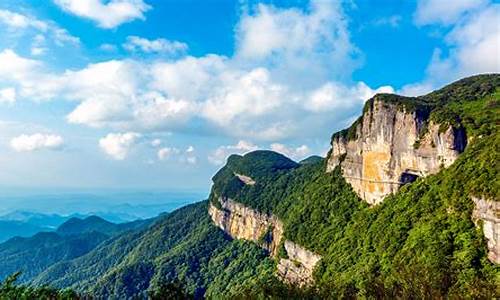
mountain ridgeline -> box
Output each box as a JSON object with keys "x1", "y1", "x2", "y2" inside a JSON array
[{"x1": 1, "y1": 74, "x2": 499, "y2": 299}]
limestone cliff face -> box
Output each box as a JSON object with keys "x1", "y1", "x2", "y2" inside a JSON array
[
  {"x1": 208, "y1": 197, "x2": 283, "y2": 256},
  {"x1": 326, "y1": 98, "x2": 466, "y2": 205},
  {"x1": 276, "y1": 240, "x2": 322, "y2": 286},
  {"x1": 209, "y1": 197, "x2": 321, "y2": 285},
  {"x1": 472, "y1": 197, "x2": 500, "y2": 264}
]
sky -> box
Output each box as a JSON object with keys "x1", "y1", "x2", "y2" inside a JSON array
[{"x1": 0, "y1": 0, "x2": 498, "y2": 192}]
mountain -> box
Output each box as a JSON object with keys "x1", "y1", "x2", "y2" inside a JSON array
[
  {"x1": 299, "y1": 155, "x2": 323, "y2": 165},
  {"x1": 56, "y1": 216, "x2": 151, "y2": 237},
  {"x1": 0, "y1": 211, "x2": 85, "y2": 242},
  {"x1": 0, "y1": 221, "x2": 48, "y2": 243},
  {"x1": 2, "y1": 74, "x2": 498, "y2": 298},
  {"x1": 33, "y1": 202, "x2": 275, "y2": 299},
  {"x1": 0, "y1": 211, "x2": 81, "y2": 228},
  {"x1": 207, "y1": 74, "x2": 500, "y2": 297},
  {"x1": 0, "y1": 231, "x2": 109, "y2": 283},
  {"x1": 0, "y1": 215, "x2": 154, "y2": 284}
]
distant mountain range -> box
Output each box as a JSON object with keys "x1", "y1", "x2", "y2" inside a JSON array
[
  {"x1": 0, "y1": 215, "x2": 154, "y2": 283},
  {"x1": 0, "y1": 192, "x2": 199, "y2": 242},
  {"x1": 0, "y1": 211, "x2": 84, "y2": 242}
]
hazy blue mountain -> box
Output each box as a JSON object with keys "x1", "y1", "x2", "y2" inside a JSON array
[
  {"x1": 56, "y1": 216, "x2": 153, "y2": 237},
  {"x1": 0, "y1": 221, "x2": 48, "y2": 243},
  {"x1": 0, "y1": 211, "x2": 88, "y2": 242},
  {"x1": 0, "y1": 214, "x2": 156, "y2": 283},
  {"x1": 0, "y1": 190, "x2": 205, "y2": 222}
]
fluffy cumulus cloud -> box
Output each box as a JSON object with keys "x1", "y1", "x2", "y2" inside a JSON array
[
  {"x1": 123, "y1": 36, "x2": 188, "y2": 55},
  {"x1": 208, "y1": 140, "x2": 314, "y2": 165},
  {"x1": 414, "y1": 0, "x2": 488, "y2": 25},
  {"x1": 151, "y1": 139, "x2": 162, "y2": 147},
  {"x1": 53, "y1": 0, "x2": 151, "y2": 29},
  {"x1": 403, "y1": 0, "x2": 499, "y2": 95},
  {"x1": 99, "y1": 132, "x2": 141, "y2": 160},
  {"x1": 10, "y1": 133, "x2": 64, "y2": 152},
  {"x1": 0, "y1": 8, "x2": 79, "y2": 53},
  {"x1": 236, "y1": 0, "x2": 359, "y2": 87},
  {"x1": 157, "y1": 145, "x2": 196, "y2": 164},
  {"x1": 270, "y1": 143, "x2": 310, "y2": 161},
  {"x1": 208, "y1": 140, "x2": 258, "y2": 165},
  {"x1": 306, "y1": 81, "x2": 394, "y2": 112},
  {"x1": 157, "y1": 147, "x2": 180, "y2": 160},
  {"x1": 0, "y1": 1, "x2": 395, "y2": 145},
  {"x1": 0, "y1": 88, "x2": 16, "y2": 104},
  {"x1": 373, "y1": 15, "x2": 402, "y2": 27}
]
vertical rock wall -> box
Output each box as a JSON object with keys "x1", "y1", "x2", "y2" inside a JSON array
[
  {"x1": 327, "y1": 99, "x2": 466, "y2": 205},
  {"x1": 209, "y1": 197, "x2": 322, "y2": 285},
  {"x1": 208, "y1": 197, "x2": 283, "y2": 256},
  {"x1": 276, "y1": 240, "x2": 322, "y2": 286},
  {"x1": 472, "y1": 197, "x2": 500, "y2": 264}
]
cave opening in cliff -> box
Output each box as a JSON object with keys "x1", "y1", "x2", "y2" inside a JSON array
[{"x1": 400, "y1": 172, "x2": 419, "y2": 185}]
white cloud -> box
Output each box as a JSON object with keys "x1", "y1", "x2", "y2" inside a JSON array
[
  {"x1": 10, "y1": 133, "x2": 64, "y2": 152},
  {"x1": 99, "y1": 132, "x2": 141, "y2": 160},
  {"x1": 151, "y1": 139, "x2": 161, "y2": 147},
  {"x1": 403, "y1": 1, "x2": 499, "y2": 95},
  {"x1": 157, "y1": 147, "x2": 180, "y2": 161},
  {"x1": 306, "y1": 81, "x2": 394, "y2": 112},
  {"x1": 414, "y1": 0, "x2": 488, "y2": 25},
  {"x1": 373, "y1": 15, "x2": 402, "y2": 27},
  {"x1": 0, "y1": 49, "x2": 41, "y2": 81},
  {"x1": 0, "y1": 88, "x2": 16, "y2": 104},
  {"x1": 157, "y1": 145, "x2": 197, "y2": 164},
  {"x1": 0, "y1": 1, "x2": 394, "y2": 142},
  {"x1": 183, "y1": 146, "x2": 197, "y2": 164},
  {"x1": 0, "y1": 9, "x2": 47, "y2": 31},
  {"x1": 123, "y1": 36, "x2": 188, "y2": 55},
  {"x1": 236, "y1": 0, "x2": 360, "y2": 87},
  {"x1": 270, "y1": 143, "x2": 310, "y2": 161},
  {"x1": 99, "y1": 43, "x2": 117, "y2": 52},
  {"x1": 202, "y1": 68, "x2": 286, "y2": 127},
  {"x1": 0, "y1": 9, "x2": 79, "y2": 46},
  {"x1": 53, "y1": 0, "x2": 151, "y2": 29},
  {"x1": 208, "y1": 140, "x2": 259, "y2": 165}
]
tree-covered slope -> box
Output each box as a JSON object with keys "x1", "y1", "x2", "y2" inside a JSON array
[
  {"x1": 0, "y1": 215, "x2": 153, "y2": 284},
  {"x1": 0, "y1": 231, "x2": 109, "y2": 283},
  {"x1": 0, "y1": 220, "x2": 48, "y2": 243},
  {"x1": 56, "y1": 215, "x2": 151, "y2": 237},
  {"x1": 34, "y1": 201, "x2": 276, "y2": 299}
]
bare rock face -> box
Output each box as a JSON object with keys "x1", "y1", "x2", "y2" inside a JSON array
[
  {"x1": 472, "y1": 197, "x2": 500, "y2": 264},
  {"x1": 209, "y1": 197, "x2": 322, "y2": 284},
  {"x1": 208, "y1": 197, "x2": 283, "y2": 256},
  {"x1": 234, "y1": 173, "x2": 256, "y2": 185},
  {"x1": 326, "y1": 98, "x2": 466, "y2": 205},
  {"x1": 277, "y1": 240, "x2": 322, "y2": 286}
]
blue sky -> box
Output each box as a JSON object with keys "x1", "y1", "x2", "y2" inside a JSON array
[{"x1": 0, "y1": 0, "x2": 498, "y2": 191}]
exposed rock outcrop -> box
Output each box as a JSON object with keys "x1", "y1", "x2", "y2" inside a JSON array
[
  {"x1": 209, "y1": 197, "x2": 321, "y2": 285},
  {"x1": 209, "y1": 197, "x2": 283, "y2": 256},
  {"x1": 277, "y1": 240, "x2": 322, "y2": 286},
  {"x1": 327, "y1": 98, "x2": 466, "y2": 204},
  {"x1": 472, "y1": 197, "x2": 500, "y2": 264},
  {"x1": 234, "y1": 173, "x2": 256, "y2": 185}
]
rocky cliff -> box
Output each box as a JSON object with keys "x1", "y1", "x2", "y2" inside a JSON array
[
  {"x1": 472, "y1": 197, "x2": 500, "y2": 264},
  {"x1": 208, "y1": 197, "x2": 283, "y2": 256},
  {"x1": 276, "y1": 240, "x2": 322, "y2": 286},
  {"x1": 209, "y1": 197, "x2": 321, "y2": 285},
  {"x1": 326, "y1": 96, "x2": 467, "y2": 205}
]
